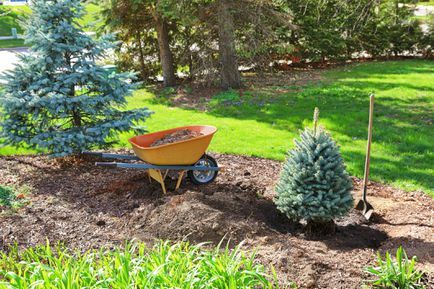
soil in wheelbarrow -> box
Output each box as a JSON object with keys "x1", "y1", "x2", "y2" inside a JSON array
[
  {"x1": 0, "y1": 152, "x2": 433, "y2": 289},
  {"x1": 150, "y1": 129, "x2": 203, "y2": 147}
]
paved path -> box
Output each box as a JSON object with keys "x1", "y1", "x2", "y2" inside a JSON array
[
  {"x1": 0, "y1": 47, "x2": 28, "y2": 81},
  {"x1": 415, "y1": 5, "x2": 434, "y2": 17}
]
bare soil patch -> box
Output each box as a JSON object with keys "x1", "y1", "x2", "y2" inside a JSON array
[{"x1": 0, "y1": 152, "x2": 432, "y2": 288}]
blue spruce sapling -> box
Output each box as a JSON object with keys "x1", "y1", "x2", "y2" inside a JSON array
[
  {"x1": 0, "y1": 0, "x2": 152, "y2": 156},
  {"x1": 274, "y1": 108, "x2": 353, "y2": 232}
]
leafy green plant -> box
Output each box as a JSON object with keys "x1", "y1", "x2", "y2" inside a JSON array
[
  {"x1": 0, "y1": 240, "x2": 282, "y2": 289},
  {"x1": 0, "y1": 185, "x2": 29, "y2": 213},
  {"x1": 365, "y1": 246, "x2": 426, "y2": 289}
]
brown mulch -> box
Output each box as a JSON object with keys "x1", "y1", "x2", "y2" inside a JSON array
[
  {"x1": 150, "y1": 129, "x2": 203, "y2": 147},
  {"x1": 159, "y1": 69, "x2": 326, "y2": 111},
  {"x1": 0, "y1": 152, "x2": 433, "y2": 288}
]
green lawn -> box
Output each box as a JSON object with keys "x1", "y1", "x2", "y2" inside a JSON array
[
  {"x1": 0, "y1": 184, "x2": 28, "y2": 212},
  {"x1": 121, "y1": 60, "x2": 432, "y2": 195},
  {"x1": 0, "y1": 4, "x2": 101, "y2": 37},
  {"x1": 0, "y1": 39, "x2": 28, "y2": 49},
  {"x1": 1, "y1": 60, "x2": 433, "y2": 195},
  {"x1": 418, "y1": 0, "x2": 434, "y2": 6},
  {"x1": 0, "y1": 5, "x2": 30, "y2": 36}
]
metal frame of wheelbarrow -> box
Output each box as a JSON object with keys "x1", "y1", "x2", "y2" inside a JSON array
[{"x1": 83, "y1": 152, "x2": 220, "y2": 194}]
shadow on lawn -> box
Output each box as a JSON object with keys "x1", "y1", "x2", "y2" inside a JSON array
[
  {"x1": 198, "y1": 65, "x2": 433, "y2": 193},
  {"x1": 144, "y1": 63, "x2": 433, "y2": 194},
  {"x1": 345, "y1": 151, "x2": 433, "y2": 195}
]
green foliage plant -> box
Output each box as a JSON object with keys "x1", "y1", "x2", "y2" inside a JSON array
[
  {"x1": 0, "y1": 0, "x2": 152, "y2": 156},
  {"x1": 0, "y1": 240, "x2": 281, "y2": 289},
  {"x1": 274, "y1": 107, "x2": 353, "y2": 227},
  {"x1": 0, "y1": 185, "x2": 29, "y2": 213},
  {"x1": 365, "y1": 246, "x2": 426, "y2": 289}
]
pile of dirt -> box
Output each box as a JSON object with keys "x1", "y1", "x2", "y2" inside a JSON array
[
  {"x1": 0, "y1": 152, "x2": 432, "y2": 288},
  {"x1": 150, "y1": 129, "x2": 203, "y2": 147}
]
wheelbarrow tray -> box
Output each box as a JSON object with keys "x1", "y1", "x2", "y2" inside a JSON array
[{"x1": 128, "y1": 125, "x2": 217, "y2": 165}]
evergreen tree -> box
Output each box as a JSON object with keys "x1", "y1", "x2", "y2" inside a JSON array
[
  {"x1": 274, "y1": 108, "x2": 353, "y2": 226},
  {"x1": 0, "y1": 0, "x2": 152, "y2": 156}
]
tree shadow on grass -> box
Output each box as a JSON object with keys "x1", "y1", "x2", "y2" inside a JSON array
[
  {"x1": 196, "y1": 71, "x2": 433, "y2": 192},
  {"x1": 343, "y1": 151, "x2": 434, "y2": 195}
]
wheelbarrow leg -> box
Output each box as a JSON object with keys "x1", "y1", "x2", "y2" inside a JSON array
[
  {"x1": 163, "y1": 170, "x2": 169, "y2": 180},
  {"x1": 148, "y1": 169, "x2": 167, "y2": 194},
  {"x1": 175, "y1": 170, "x2": 186, "y2": 190},
  {"x1": 147, "y1": 171, "x2": 151, "y2": 183}
]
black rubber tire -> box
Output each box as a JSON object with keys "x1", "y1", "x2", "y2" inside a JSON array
[{"x1": 188, "y1": 154, "x2": 218, "y2": 185}]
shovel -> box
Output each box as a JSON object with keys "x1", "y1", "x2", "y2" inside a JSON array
[{"x1": 356, "y1": 94, "x2": 375, "y2": 220}]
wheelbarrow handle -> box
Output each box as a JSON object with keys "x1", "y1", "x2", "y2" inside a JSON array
[
  {"x1": 95, "y1": 162, "x2": 118, "y2": 167},
  {"x1": 82, "y1": 151, "x2": 103, "y2": 157},
  {"x1": 82, "y1": 151, "x2": 140, "y2": 161}
]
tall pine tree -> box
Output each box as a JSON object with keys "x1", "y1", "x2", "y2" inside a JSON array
[
  {"x1": 274, "y1": 108, "x2": 353, "y2": 229},
  {"x1": 0, "y1": 0, "x2": 152, "y2": 156}
]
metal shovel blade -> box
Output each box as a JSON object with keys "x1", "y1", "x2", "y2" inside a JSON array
[{"x1": 356, "y1": 199, "x2": 374, "y2": 220}]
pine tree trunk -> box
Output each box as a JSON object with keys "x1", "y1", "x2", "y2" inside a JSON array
[
  {"x1": 217, "y1": 0, "x2": 241, "y2": 90},
  {"x1": 67, "y1": 56, "x2": 81, "y2": 128},
  {"x1": 136, "y1": 30, "x2": 147, "y2": 80},
  {"x1": 306, "y1": 220, "x2": 336, "y2": 236},
  {"x1": 72, "y1": 110, "x2": 82, "y2": 127},
  {"x1": 154, "y1": 14, "x2": 176, "y2": 87},
  {"x1": 185, "y1": 28, "x2": 193, "y2": 80}
]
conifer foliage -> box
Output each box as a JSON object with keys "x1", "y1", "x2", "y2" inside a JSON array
[
  {"x1": 275, "y1": 108, "x2": 353, "y2": 224},
  {"x1": 0, "y1": 0, "x2": 152, "y2": 156}
]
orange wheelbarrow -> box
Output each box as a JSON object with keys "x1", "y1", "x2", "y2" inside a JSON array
[{"x1": 84, "y1": 125, "x2": 220, "y2": 194}]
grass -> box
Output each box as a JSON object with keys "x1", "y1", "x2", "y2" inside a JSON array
[
  {"x1": 0, "y1": 185, "x2": 28, "y2": 212},
  {"x1": 120, "y1": 60, "x2": 433, "y2": 195},
  {"x1": 0, "y1": 39, "x2": 27, "y2": 49},
  {"x1": 0, "y1": 241, "x2": 282, "y2": 289},
  {"x1": 0, "y1": 5, "x2": 30, "y2": 36},
  {"x1": 365, "y1": 247, "x2": 426, "y2": 288},
  {"x1": 0, "y1": 4, "x2": 101, "y2": 37},
  {"x1": 1, "y1": 60, "x2": 433, "y2": 196},
  {"x1": 417, "y1": 0, "x2": 434, "y2": 6},
  {"x1": 76, "y1": 3, "x2": 104, "y2": 31}
]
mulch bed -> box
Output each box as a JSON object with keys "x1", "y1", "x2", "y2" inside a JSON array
[{"x1": 0, "y1": 152, "x2": 433, "y2": 288}]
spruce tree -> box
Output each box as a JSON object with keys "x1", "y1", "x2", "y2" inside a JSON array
[
  {"x1": 0, "y1": 0, "x2": 152, "y2": 156},
  {"x1": 274, "y1": 108, "x2": 353, "y2": 227}
]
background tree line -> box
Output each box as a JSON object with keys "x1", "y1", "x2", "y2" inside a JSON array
[{"x1": 98, "y1": 0, "x2": 433, "y2": 89}]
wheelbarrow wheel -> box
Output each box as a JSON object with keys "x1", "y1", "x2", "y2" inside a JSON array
[{"x1": 188, "y1": 154, "x2": 218, "y2": 185}]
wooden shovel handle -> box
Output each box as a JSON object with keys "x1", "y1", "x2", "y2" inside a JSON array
[{"x1": 363, "y1": 94, "x2": 374, "y2": 198}]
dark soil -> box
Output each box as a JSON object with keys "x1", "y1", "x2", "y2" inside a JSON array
[
  {"x1": 0, "y1": 152, "x2": 433, "y2": 288},
  {"x1": 150, "y1": 129, "x2": 203, "y2": 147}
]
